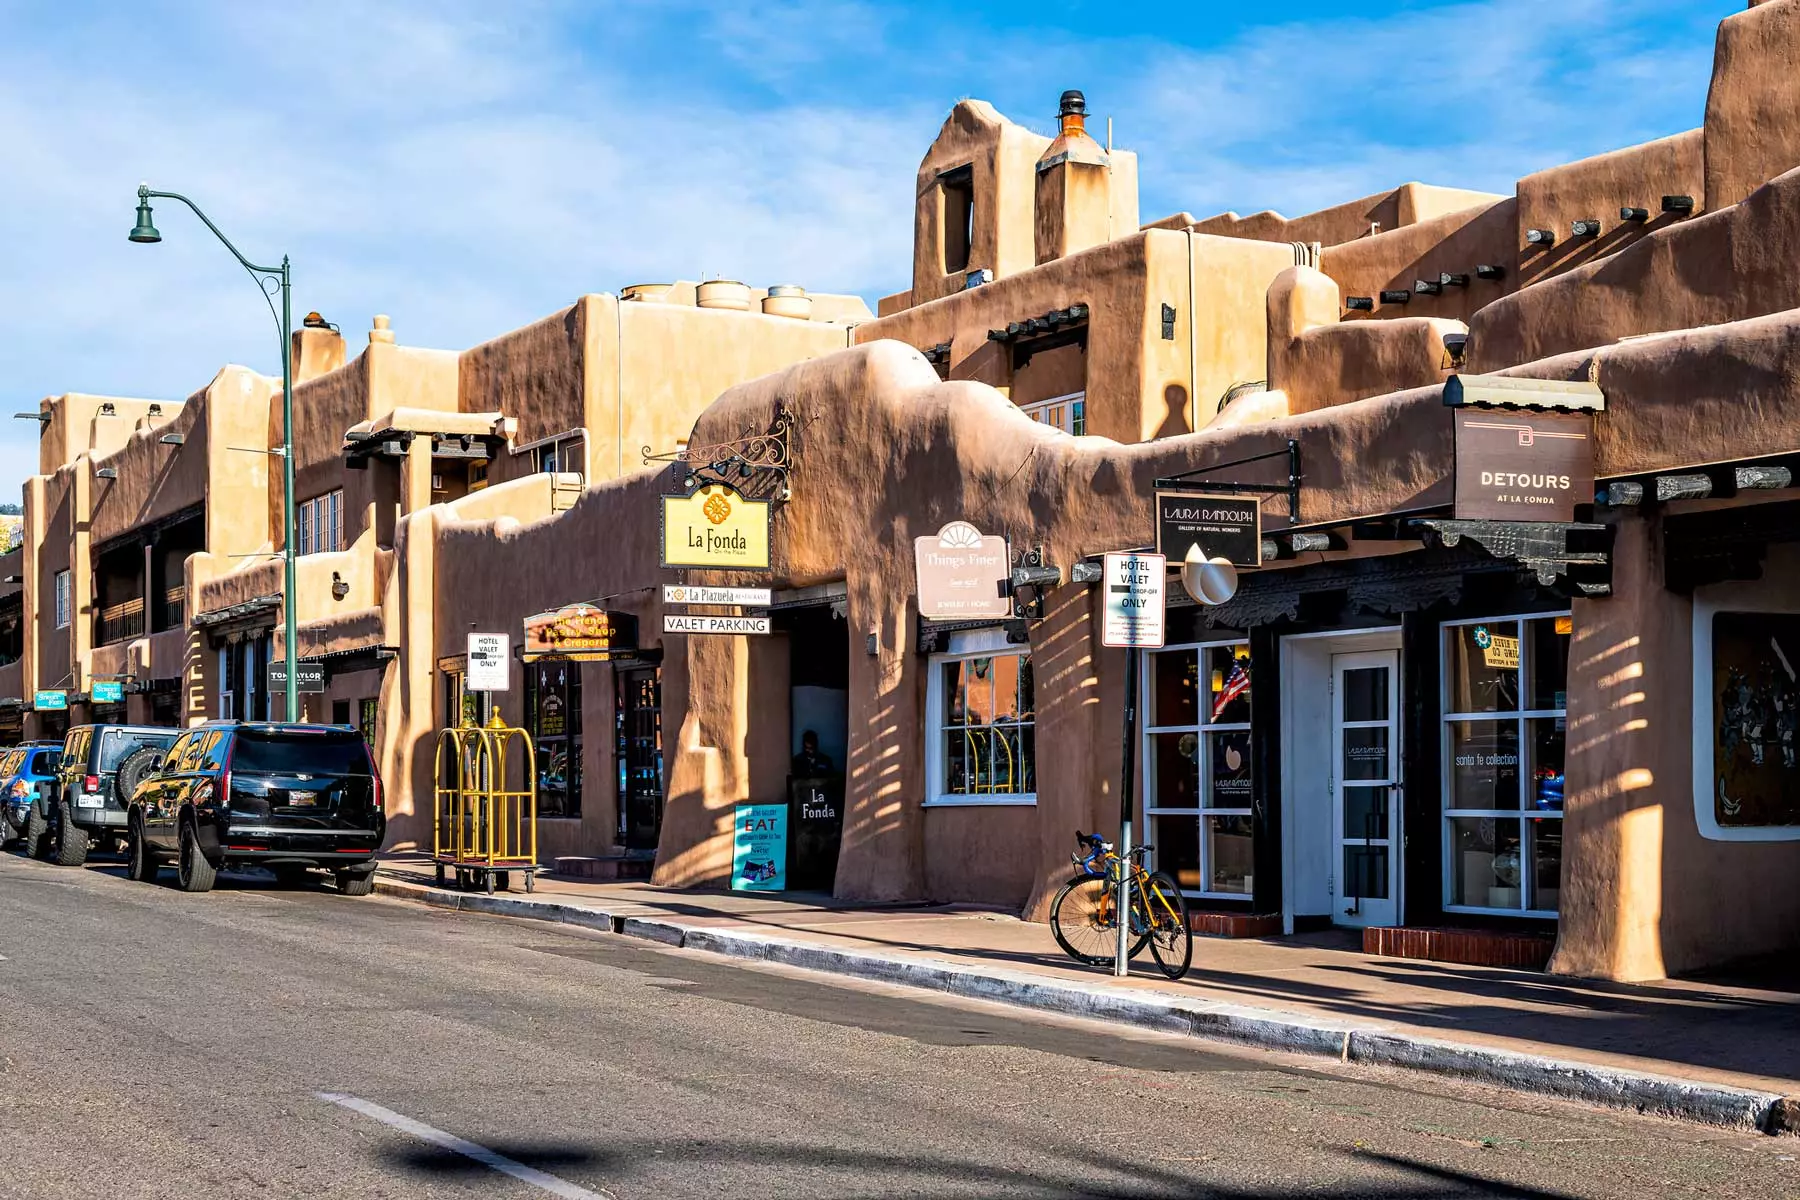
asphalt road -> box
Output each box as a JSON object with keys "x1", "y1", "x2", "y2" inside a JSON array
[{"x1": 0, "y1": 852, "x2": 1794, "y2": 1200}]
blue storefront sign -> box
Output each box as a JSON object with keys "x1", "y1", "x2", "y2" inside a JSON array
[
  {"x1": 33, "y1": 690, "x2": 67, "y2": 711},
  {"x1": 91, "y1": 681, "x2": 123, "y2": 704},
  {"x1": 731, "y1": 803, "x2": 787, "y2": 891}
]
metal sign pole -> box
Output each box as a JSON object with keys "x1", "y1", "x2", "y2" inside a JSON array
[{"x1": 1115, "y1": 643, "x2": 1139, "y2": 978}]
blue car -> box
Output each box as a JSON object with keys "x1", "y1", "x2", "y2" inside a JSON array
[{"x1": 1, "y1": 741, "x2": 63, "y2": 849}]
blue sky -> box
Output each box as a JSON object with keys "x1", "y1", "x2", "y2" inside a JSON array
[{"x1": 0, "y1": 0, "x2": 1729, "y2": 494}]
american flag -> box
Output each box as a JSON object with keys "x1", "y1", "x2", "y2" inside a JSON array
[{"x1": 1212, "y1": 659, "x2": 1250, "y2": 720}]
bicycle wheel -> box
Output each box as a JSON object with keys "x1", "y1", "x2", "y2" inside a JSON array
[
  {"x1": 1051, "y1": 874, "x2": 1150, "y2": 967},
  {"x1": 1141, "y1": 871, "x2": 1193, "y2": 980}
]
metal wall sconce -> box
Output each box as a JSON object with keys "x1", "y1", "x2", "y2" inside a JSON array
[
  {"x1": 1379, "y1": 290, "x2": 1411, "y2": 305},
  {"x1": 1344, "y1": 296, "x2": 1375, "y2": 311},
  {"x1": 1620, "y1": 206, "x2": 1650, "y2": 223},
  {"x1": 1662, "y1": 195, "x2": 1695, "y2": 214},
  {"x1": 331, "y1": 572, "x2": 350, "y2": 600},
  {"x1": 13, "y1": 412, "x2": 49, "y2": 424},
  {"x1": 1475, "y1": 264, "x2": 1507, "y2": 280},
  {"x1": 95, "y1": 467, "x2": 118, "y2": 479},
  {"x1": 1571, "y1": 219, "x2": 1602, "y2": 237},
  {"x1": 1526, "y1": 228, "x2": 1556, "y2": 247},
  {"x1": 158, "y1": 433, "x2": 184, "y2": 446},
  {"x1": 1414, "y1": 279, "x2": 1443, "y2": 296},
  {"x1": 98, "y1": 403, "x2": 117, "y2": 416},
  {"x1": 1439, "y1": 272, "x2": 1470, "y2": 288},
  {"x1": 148, "y1": 404, "x2": 163, "y2": 416}
]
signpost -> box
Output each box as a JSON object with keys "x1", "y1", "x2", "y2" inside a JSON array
[
  {"x1": 467, "y1": 633, "x2": 510, "y2": 692},
  {"x1": 663, "y1": 614, "x2": 771, "y2": 636},
  {"x1": 662, "y1": 584, "x2": 773, "y2": 607},
  {"x1": 267, "y1": 662, "x2": 325, "y2": 694},
  {"x1": 1100, "y1": 551, "x2": 1166, "y2": 977},
  {"x1": 90, "y1": 680, "x2": 124, "y2": 705}
]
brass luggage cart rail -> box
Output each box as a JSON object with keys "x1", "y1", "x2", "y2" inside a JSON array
[{"x1": 432, "y1": 716, "x2": 542, "y2": 894}]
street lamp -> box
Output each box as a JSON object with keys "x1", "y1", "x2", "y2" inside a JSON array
[{"x1": 129, "y1": 183, "x2": 300, "y2": 722}]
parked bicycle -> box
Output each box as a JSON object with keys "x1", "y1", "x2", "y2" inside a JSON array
[{"x1": 1049, "y1": 831, "x2": 1192, "y2": 979}]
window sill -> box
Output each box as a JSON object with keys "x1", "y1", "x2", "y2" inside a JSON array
[
  {"x1": 923, "y1": 795, "x2": 1037, "y2": 808},
  {"x1": 1442, "y1": 903, "x2": 1559, "y2": 920}
]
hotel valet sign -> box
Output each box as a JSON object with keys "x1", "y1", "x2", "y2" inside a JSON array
[
  {"x1": 661, "y1": 482, "x2": 771, "y2": 570},
  {"x1": 1155, "y1": 493, "x2": 1262, "y2": 567},
  {"x1": 913, "y1": 521, "x2": 1012, "y2": 619},
  {"x1": 522, "y1": 603, "x2": 638, "y2": 662},
  {"x1": 1453, "y1": 410, "x2": 1594, "y2": 523}
]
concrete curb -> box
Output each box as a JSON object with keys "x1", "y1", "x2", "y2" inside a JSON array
[{"x1": 372, "y1": 876, "x2": 1788, "y2": 1133}]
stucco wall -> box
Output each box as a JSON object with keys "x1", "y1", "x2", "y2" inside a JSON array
[
  {"x1": 1703, "y1": 0, "x2": 1800, "y2": 211},
  {"x1": 1320, "y1": 199, "x2": 1517, "y2": 326},
  {"x1": 1190, "y1": 183, "x2": 1506, "y2": 248}
]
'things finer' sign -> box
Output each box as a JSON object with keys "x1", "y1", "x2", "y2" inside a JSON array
[{"x1": 1454, "y1": 410, "x2": 1594, "y2": 522}]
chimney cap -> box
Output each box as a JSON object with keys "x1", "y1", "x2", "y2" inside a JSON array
[
  {"x1": 1058, "y1": 90, "x2": 1087, "y2": 117},
  {"x1": 302, "y1": 311, "x2": 338, "y2": 331}
]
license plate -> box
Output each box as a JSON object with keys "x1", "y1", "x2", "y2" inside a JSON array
[
  {"x1": 75, "y1": 796, "x2": 103, "y2": 809},
  {"x1": 287, "y1": 791, "x2": 319, "y2": 807}
]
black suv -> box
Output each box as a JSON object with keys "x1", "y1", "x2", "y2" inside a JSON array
[
  {"x1": 124, "y1": 722, "x2": 386, "y2": 895},
  {"x1": 44, "y1": 725, "x2": 181, "y2": 866}
]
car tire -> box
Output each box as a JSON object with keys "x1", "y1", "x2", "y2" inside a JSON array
[
  {"x1": 335, "y1": 868, "x2": 375, "y2": 897},
  {"x1": 126, "y1": 811, "x2": 158, "y2": 883},
  {"x1": 54, "y1": 801, "x2": 90, "y2": 867},
  {"x1": 25, "y1": 804, "x2": 50, "y2": 860},
  {"x1": 177, "y1": 819, "x2": 216, "y2": 894}
]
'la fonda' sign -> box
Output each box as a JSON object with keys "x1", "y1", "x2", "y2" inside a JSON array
[
  {"x1": 661, "y1": 483, "x2": 771, "y2": 570},
  {"x1": 914, "y1": 521, "x2": 1011, "y2": 620}
]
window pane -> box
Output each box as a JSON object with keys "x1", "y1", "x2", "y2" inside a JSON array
[
  {"x1": 1343, "y1": 844, "x2": 1389, "y2": 901},
  {"x1": 1342, "y1": 727, "x2": 1390, "y2": 781},
  {"x1": 1206, "y1": 815, "x2": 1255, "y2": 894},
  {"x1": 1206, "y1": 730, "x2": 1252, "y2": 808},
  {"x1": 1450, "y1": 816, "x2": 1523, "y2": 909},
  {"x1": 1528, "y1": 617, "x2": 1571, "y2": 710},
  {"x1": 989, "y1": 654, "x2": 1021, "y2": 722},
  {"x1": 941, "y1": 662, "x2": 967, "y2": 725},
  {"x1": 1204, "y1": 645, "x2": 1251, "y2": 724},
  {"x1": 1151, "y1": 650, "x2": 1198, "y2": 727},
  {"x1": 1149, "y1": 732, "x2": 1200, "y2": 808},
  {"x1": 1529, "y1": 818, "x2": 1562, "y2": 911},
  {"x1": 944, "y1": 732, "x2": 969, "y2": 794},
  {"x1": 965, "y1": 658, "x2": 996, "y2": 725},
  {"x1": 1153, "y1": 813, "x2": 1200, "y2": 890},
  {"x1": 1446, "y1": 622, "x2": 1520, "y2": 713},
  {"x1": 1448, "y1": 720, "x2": 1521, "y2": 809},
  {"x1": 1342, "y1": 786, "x2": 1389, "y2": 841},
  {"x1": 1016, "y1": 656, "x2": 1034, "y2": 721},
  {"x1": 1341, "y1": 667, "x2": 1388, "y2": 723},
  {"x1": 1527, "y1": 718, "x2": 1566, "y2": 811},
  {"x1": 1071, "y1": 399, "x2": 1086, "y2": 438}
]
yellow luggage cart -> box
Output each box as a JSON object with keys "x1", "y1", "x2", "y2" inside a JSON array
[{"x1": 432, "y1": 715, "x2": 542, "y2": 894}]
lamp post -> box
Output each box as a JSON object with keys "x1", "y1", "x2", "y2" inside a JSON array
[{"x1": 129, "y1": 184, "x2": 299, "y2": 722}]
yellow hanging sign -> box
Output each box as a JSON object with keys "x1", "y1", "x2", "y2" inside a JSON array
[{"x1": 660, "y1": 483, "x2": 771, "y2": 570}]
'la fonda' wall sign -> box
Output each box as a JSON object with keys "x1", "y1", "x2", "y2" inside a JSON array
[{"x1": 661, "y1": 483, "x2": 771, "y2": 570}]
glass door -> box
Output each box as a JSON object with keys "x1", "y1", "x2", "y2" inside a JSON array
[
  {"x1": 616, "y1": 667, "x2": 664, "y2": 851},
  {"x1": 1332, "y1": 650, "x2": 1400, "y2": 927}
]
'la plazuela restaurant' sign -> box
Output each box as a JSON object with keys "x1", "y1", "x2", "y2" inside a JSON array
[
  {"x1": 522, "y1": 603, "x2": 638, "y2": 662},
  {"x1": 914, "y1": 521, "x2": 1011, "y2": 620},
  {"x1": 1453, "y1": 410, "x2": 1593, "y2": 522},
  {"x1": 661, "y1": 483, "x2": 771, "y2": 570}
]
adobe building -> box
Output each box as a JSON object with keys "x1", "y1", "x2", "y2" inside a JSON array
[{"x1": 10, "y1": 0, "x2": 1800, "y2": 984}]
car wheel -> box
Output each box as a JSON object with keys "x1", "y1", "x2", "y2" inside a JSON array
[
  {"x1": 25, "y1": 804, "x2": 50, "y2": 860},
  {"x1": 177, "y1": 820, "x2": 216, "y2": 894},
  {"x1": 126, "y1": 811, "x2": 159, "y2": 883},
  {"x1": 53, "y1": 801, "x2": 90, "y2": 867},
  {"x1": 272, "y1": 865, "x2": 310, "y2": 889},
  {"x1": 335, "y1": 868, "x2": 375, "y2": 897}
]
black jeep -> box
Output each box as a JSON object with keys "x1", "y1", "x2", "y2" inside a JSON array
[{"x1": 40, "y1": 724, "x2": 180, "y2": 865}]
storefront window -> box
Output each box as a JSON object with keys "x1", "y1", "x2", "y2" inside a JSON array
[
  {"x1": 926, "y1": 644, "x2": 1035, "y2": 803},
  {"x1": 525, "y1": 659, "x2": 582, "y2": 818},
  {"x1": 1144, "y1": 641, "x2": 1253, "y2": 897},
  {"x1": 1703, "y1": 611, "x2": 1800, "y2": 832},
  {"x1": 1442, "y1": 615, "x2": 1567, "y2": 915}
]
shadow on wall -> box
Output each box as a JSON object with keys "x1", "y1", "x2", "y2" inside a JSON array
[{"x1": 1156, "y1": 383, "x2": 1191, "y2": 440}]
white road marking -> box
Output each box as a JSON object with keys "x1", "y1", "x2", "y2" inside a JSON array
[{"x1": 317, "y1": 1092, "x2": 615, "y2": 1199}]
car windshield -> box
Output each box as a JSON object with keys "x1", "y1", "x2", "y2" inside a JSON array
[
  {"x1": 232, "y1": 731, "x2": 372, "y2": 777},
  {"x1": 28, "y1": 750, "x2": 59, "y2": 775},
  {"x1": 98, "y1": 730, "x2": 179, "y2": 773}
]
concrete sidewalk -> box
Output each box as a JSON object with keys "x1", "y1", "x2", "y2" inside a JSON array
[{"x1": 373, "y1": 857, "x2": 1800, "y2": 1133}]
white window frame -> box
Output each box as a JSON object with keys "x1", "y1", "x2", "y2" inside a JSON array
[
  {"x1": 519, "y1": 431, "x2": 588, "y2": 479},
  {"x1": 1439, "y1": 611, "x2": 1569, "y2": 919},
  {"x1": 297, "y1": 490, "x2": 343, "y2": 557},
  {"x1": 923, "y1": 627, "x2": 1035, "y2": 807},
  {"x1": 53, "y1": 570, "x2": 71, "y2": 629},
  {"x1": 1691, "y1": 591, "x2": 1800, "y2": 841},
  {"x1": 1019, "y1": 390, "x2": 1086, "y2": 437},
  {"x1": 1142, "y1": 638, "x2": 1255, "y2": 900}
]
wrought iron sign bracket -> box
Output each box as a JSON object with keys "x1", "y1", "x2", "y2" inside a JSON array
[
  {"x1": 1415, "y1": 518, "x2": 1614, "y2": 596},
  {"x1": 1154, "y1": 440, "x2": 1303, "y2": 527},
  {"x1": 643, "y1": 406, "x2": 795, "y2": 500}
]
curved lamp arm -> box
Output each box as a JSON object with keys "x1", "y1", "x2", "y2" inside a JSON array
[{"x1": 137, "y1": 184, "x2": 288, "y2": 332}]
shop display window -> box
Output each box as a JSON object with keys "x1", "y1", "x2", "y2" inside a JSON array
[
  {"x1": 926, "y1": 647, "x2": 1036, "y2": 804},
  {"x1": 1442, "y1": 615, "x2": 1567, "y2": 916},
  {"x1": 1143, "y1": 641, "x2": 1254, "y2": 898}
]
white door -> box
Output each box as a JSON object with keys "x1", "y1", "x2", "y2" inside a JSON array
[{"x1": 1331, "y1": 650, "x2": 1401, "y2": 927}]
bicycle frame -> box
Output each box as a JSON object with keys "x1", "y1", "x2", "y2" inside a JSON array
[{"x1": 1082, "y1": 848, "x2": 1185, "y2": 931}]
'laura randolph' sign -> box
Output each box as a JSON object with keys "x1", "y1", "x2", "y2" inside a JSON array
[
  {"x1": 661, "y1": 483, "x2": 771, "y2": 570},
  {"x1": 913, "y1": 521, "x2": 1011, "y2": 620},
  {"x1": 1454, "y1": 410, "x2": 1593, "y2": 522},
  {"x1": 523, "y1": 603, "x2": 638, "y2": 661},
  {"x1": 1155, "y1": 492, "x2": 1263, "y2": 568}
]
